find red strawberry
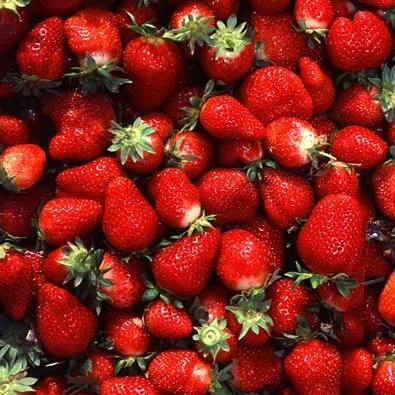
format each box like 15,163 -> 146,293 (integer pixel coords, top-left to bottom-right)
216,140 -> 264,168
165,130 -> 214,179
0,115 -> 31,147
202,0 -> 238,20
199,16 -> 254,84
297,193 -> 366,275
230,344 -> 284,392
266,117 -> 322,169
341,348 -> 373,394
259,168 -> 315,229
37,282 -> 97,357
0,248 -> 32,320
56,157 -> 125,202
196,285 -> 230,322
148,350 -> 212,395
0,144 -> 46,191
197,168 -> 259,225
28,0 -> 85,16
285,339 -> 342,395
239,66 -> 313,124
152,227 -> 220,297
144,299 -> 193,339
295,0 -> 335,33
38,198 -> 103,247
142,112 -> 174,141
102,177 -> 160,252
99,253 -> 145,309
31,376 -> 68,395
327,11 -> 392,72
42,90 -> 115,161
104,310 -> 151,357
299,57 -> 335,114
378,271 -> 395,326
217,229 -> 271,291
249,0 -> 289,14
17,17 -> 67,80
101,376 -> 160,395
335,313 -> 365,348
372,359 -> 395,395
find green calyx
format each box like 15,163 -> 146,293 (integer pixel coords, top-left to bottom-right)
0,166 -> 19,193
193,318 -> 230,361
187,212 -> 216,237
0,0 -> 30,19
245,159 -> 277,182
108,118 -> 156,164
165,135 -> 201,167
64,56 -> 131,96
126,12 -> 164,38
2,73 -> 61,97
0,359 -> 36,395
297,20 -> 328,48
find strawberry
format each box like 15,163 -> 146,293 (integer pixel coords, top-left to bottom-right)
30,376 -> 68,395
378,271 -> 395,326
36,282 -> 97,357
295,0 -> 335,35
141,112 -> 174,141
99,253 -> 145,309
16,17 -> 67,81
330,84 -> 385,128
285,339 -> 342,395
80,349 -> 115,382
259,168 -> 315,229
104,310 -> 151,357
230,344 -> 284,392
28,0 -> 85,16
56,157 -> 125,202
0,115 -> 31,147
266,117 -> 322,169
341,347 -> 373,394
327,11 -> 392,72
38,197 -> 103,246
197,168 -> 259,225
198,16 -> 254,84
202,0 -> 239,20
0,144 -> 46,191
101,376 -> 161,395
196,285 -> 230,322
102,177 -> 160,252
252,12 -> 323,72
144,299 -> 193,339
41,90 -> 115,161
216,140 -> 264,168
372,359 -> 395,395
249,0 -> 289,14
297,193 -> 366,275
335,313 -> 365,348
165,130 -> 214,179
239,66 -> 314,125
299,57 -> 335,114
0,247 -> 32,320
147,350 -> 213,395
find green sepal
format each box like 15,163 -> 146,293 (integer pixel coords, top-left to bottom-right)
0,358 -> 37,395
244,159 -> 277,182
0,0 -> 30,20
165,135 -> 201,167
126,12 -> 164,37
0,165 -> 19,193
2,73 -> 61,97
187,212 -> 216,237
114,352 -> 156,374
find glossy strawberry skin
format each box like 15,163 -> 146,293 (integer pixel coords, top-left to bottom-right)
378,271 -> 395,326
0,115 -> 31,147
82,350 -> 114,382
216,140 -> 264,167
0,8 -> 29,55
372,163 -> 395,221
295,0 -> 335,30
372,361 -> 395,395
101,376 -> 161,395
41,246 -> 69,284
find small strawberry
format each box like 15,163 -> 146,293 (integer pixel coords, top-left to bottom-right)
101,376 -> 161,395
38,198 -> 103,247
36,282 -> 97,357
378,271 -> 395,326
102,177 -> 160,252
0,115 -> 31,147
249,0 -> 289,14
197,168 -> 259,225
372,358 -> 395,395
216,140 -> 264,168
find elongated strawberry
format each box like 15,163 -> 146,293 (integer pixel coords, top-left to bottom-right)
37,282 -> 97,357
101,376 -> 160,395
38,198 -> 103,246
0,115 -> 31,147
378,271 -> 395,326
102,177 -> 160,252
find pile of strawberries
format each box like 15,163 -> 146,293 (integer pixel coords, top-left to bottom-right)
1,0 -> 395,393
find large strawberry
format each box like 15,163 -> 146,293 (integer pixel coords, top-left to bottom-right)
101,376 -> 161,395
378,271 -> 395,326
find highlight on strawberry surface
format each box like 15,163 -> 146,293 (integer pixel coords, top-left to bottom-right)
1,0 -> 395,394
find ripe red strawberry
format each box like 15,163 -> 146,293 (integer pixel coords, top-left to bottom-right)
165,130 -> 214,179
144,299 -> 193,339
327,11 -> 392,72
252,12 -> 323,72
216,140 -> 264,168
36,282 -> 97,357
102,177 -> 160,252
341,347 -> 373,394
148,350 -> 212,395
249,0 -> 289,14
378,271 -> 395,326
152,227 -> 220,297
199,16 -> 254,84
259,168 -> 315,229
38,198 -> 103,246
104,310 -> 151,357
16,17 -> 67,80
295,0 -> 335,33
372,359 -> 395,395
297,193 -> 366,275
99,253 -> 145,309
142,112 -> 174,141
28,0 -> 85,16
0,248 -> 32,320
101,376 -> 160,395
197,168 -> 259,225
217,229 -> 270,291
196,285 -> 230,322
299,57 -> 335,114
202,0 -> 238,20
335,313 -> 365,349
330,84 -> 385,128
0,115 -> 31,147
41,90 -> 115,161
0,144 -> 46,191
230,344 -> 284,392
266,117 -> 322,169
30,376 -> 68,395
239,66 -> 314,124
285,339 -> 342,395
56,157 -> 125,202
